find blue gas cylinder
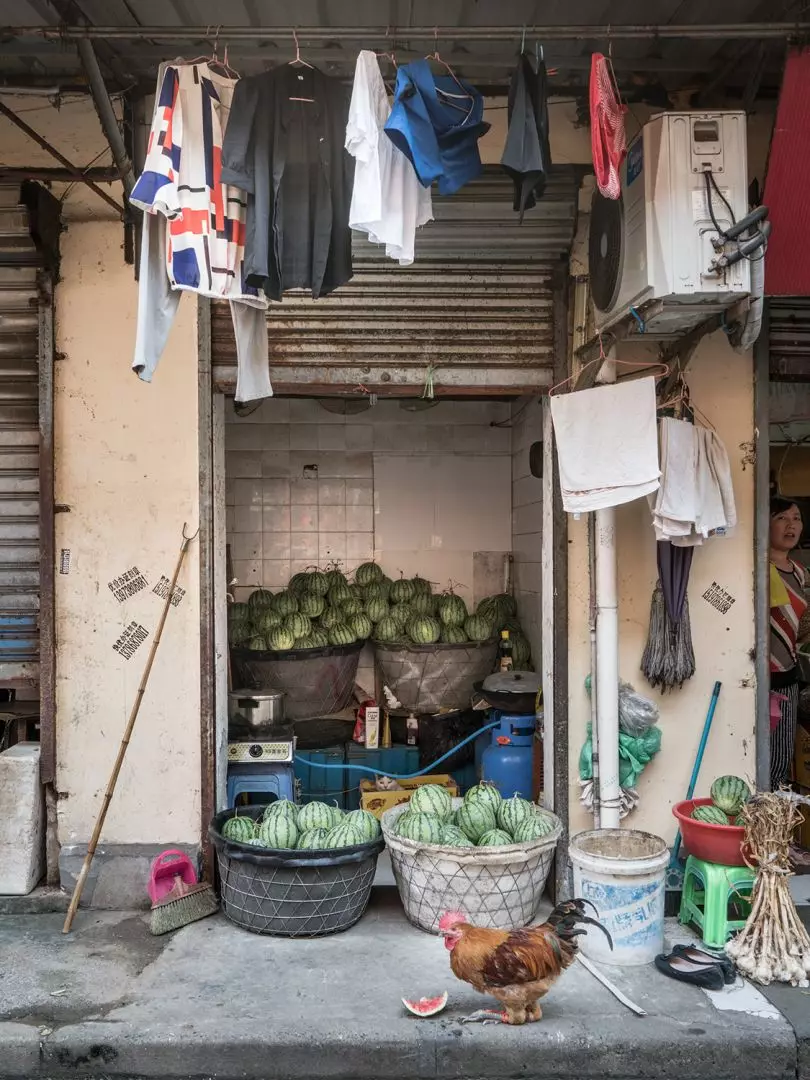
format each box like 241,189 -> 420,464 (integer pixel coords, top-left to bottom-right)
481,711 -> 535,800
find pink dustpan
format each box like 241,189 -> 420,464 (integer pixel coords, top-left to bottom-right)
148,849 -> 198,905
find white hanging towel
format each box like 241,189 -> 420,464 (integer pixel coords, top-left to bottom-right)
345,51 -> 433,265
549,377 -> 660,513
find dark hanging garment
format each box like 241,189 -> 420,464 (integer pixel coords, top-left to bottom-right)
221,65 -> 354,301
501,53 -> 552,221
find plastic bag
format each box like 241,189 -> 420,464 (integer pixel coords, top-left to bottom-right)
584,675 -> 659,736
578,722 -> 662,788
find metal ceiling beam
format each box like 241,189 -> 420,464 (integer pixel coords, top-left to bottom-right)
3,22 -> 809,42
0,99 -> 125,216
75,37 -> 134,199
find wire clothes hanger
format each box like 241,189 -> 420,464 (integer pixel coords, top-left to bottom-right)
425,26 -> 474,113
181,25 -> 240,78
548,331 -> 669,396
288,28 -> 315,103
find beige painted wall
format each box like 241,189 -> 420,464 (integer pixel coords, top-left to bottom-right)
54,222 -> 201,846
566,336 -> 756,843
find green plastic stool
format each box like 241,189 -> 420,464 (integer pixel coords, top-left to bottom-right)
678,854 -> 755,949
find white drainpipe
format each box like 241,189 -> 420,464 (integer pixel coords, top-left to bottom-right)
594,358 -> 621,830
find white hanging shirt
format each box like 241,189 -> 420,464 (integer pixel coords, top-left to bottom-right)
345,51 -> 433,265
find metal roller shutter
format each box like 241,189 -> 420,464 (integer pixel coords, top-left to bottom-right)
0,186 -> 41,684
211,166 -> 578,396
769,297 -> 810,381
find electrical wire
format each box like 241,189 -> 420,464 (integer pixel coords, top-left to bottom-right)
704,168 -> 767,266
295,719 -> 499,779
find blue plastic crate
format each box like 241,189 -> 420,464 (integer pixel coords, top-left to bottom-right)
345,745 -> 419,811
294,746 -> 347,809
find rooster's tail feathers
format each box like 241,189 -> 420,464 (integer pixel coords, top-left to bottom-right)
545,898 -> 614,951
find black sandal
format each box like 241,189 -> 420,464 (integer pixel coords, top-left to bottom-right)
654,952 -> 726,991
671,943 -> 735,984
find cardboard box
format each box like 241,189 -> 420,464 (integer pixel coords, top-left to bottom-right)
360,774 -> 460,820
795,719 -> 810,850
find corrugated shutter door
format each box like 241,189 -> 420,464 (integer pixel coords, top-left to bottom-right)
211,166 -> 577,396
770,298 -> 810,381
0,187 -> 40,683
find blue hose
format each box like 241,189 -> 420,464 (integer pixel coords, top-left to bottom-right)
295,719 -> 499,780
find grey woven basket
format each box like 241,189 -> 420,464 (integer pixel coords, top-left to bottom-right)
210,808 -> 384,937
381,799 -> 561,934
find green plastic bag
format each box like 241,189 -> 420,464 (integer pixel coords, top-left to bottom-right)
579,723 -> 662,788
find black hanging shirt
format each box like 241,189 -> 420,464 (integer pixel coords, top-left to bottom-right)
500,53 -> 552,221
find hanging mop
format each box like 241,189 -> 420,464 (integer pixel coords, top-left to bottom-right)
640,542 -> 696,692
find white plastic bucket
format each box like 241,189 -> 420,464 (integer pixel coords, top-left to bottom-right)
569,829 -> 670,967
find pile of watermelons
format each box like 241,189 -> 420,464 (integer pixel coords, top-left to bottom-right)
229,560 -> 534,667
393,783 -> 556,848
220,799 -> 381,850
691,775 -> 752,827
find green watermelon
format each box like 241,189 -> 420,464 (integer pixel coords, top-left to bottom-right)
229,602 -> 250,624
410,592 -> 436,616
478,593 -> 518,621
294,636 -> 316,649
355,562 -> 384,587
248,588 -> 274,614
289,572 -> 311,594
511,633 -> 532,669
299,591 -> 326,619
410,575 -> 432,596
734,814 -> 746,828
409,784 -> 453,820
328,581 -> 353,607
297,801 -> 336,833
512,813 -> 556,843
320,605 -> 342,630
365,597 -> 389,623
396,812 -> 445,844
441,824 -> 475,847
229,621 -> 252,646
262,800 -> 298,823
374,616 -> 403,643
438,592 -> 468,627
364,582 -> 387,603
710,775 -> 751,816
391,575 -> 416,604
497,795 -> 534,835
325,822 -> 365,849
465,614 -> 494,642
297,828 -> 331,850
407,615 -> 441,644
273,590 -> 299,617
441,626 -> 469,644
269,626 -> 296,651
692,804 -> 732,826
464,782 -> 502,816
325,568 -> 348,591
456,800 -> 497,842
247,635 -> 268,651
344,809 -> 381,841
307,570 -> 330,597
350,613 -> 373,640
328,622 -> 356,646
478,829 -> 514,847
258,814 -> 299,849
341,597 -> 364,619
255,608 -> 283,634
309,628 -> 330,648
284,612 -> 312,639
389,602 -> 414,629
222,814 -> 256,843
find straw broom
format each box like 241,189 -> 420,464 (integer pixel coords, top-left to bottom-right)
725,791 -> 810,986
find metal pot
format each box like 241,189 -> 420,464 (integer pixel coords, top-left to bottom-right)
473,671 -> 542,715
228,690 -> 287,735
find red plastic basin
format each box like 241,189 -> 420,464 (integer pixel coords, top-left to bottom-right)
672,798 -> 746,867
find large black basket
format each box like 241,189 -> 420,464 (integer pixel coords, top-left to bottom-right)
230,640 -> 363,720
210,807 -> 384,937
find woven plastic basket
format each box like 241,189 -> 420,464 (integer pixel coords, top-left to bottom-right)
381,799 -> 561,934
210,808 -> 384,937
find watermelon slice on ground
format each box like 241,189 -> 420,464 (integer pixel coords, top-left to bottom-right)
402,991 -> 449,1017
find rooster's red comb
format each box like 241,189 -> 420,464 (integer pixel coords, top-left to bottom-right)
438,910 -> 467,931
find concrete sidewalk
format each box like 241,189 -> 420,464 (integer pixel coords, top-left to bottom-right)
0,889 -> 802,1080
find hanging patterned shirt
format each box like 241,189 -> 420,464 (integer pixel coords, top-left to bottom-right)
130,62 -> 266,307
770,560 -> 807,675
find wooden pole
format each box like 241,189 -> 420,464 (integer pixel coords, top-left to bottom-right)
62,526 -> 197,934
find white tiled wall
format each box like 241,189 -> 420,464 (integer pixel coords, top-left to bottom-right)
225,398 -> 514,604
510,397 -> 544,663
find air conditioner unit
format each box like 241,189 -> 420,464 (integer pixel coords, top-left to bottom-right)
589,111 -> 753,337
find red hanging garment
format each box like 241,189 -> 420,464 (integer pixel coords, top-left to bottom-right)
590,53 -> 627,200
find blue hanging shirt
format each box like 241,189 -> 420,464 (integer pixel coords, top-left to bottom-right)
384,60 -> 490,196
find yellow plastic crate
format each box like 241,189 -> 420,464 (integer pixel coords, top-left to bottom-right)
360,774 -> 459,820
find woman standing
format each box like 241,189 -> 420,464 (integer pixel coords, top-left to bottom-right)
770,497 -> 808,788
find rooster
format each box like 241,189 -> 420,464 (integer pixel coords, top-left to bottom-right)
438,899 -> 613,1025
